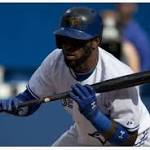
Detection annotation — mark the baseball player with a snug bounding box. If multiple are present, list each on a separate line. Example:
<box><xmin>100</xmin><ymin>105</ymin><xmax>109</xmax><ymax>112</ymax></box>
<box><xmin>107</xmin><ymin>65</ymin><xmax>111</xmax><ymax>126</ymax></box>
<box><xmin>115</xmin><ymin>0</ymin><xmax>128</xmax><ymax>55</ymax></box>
<box><xmin>0</xmin><ymin>7</ymin><xmax>150</xmax><ymax>146</ymax></box>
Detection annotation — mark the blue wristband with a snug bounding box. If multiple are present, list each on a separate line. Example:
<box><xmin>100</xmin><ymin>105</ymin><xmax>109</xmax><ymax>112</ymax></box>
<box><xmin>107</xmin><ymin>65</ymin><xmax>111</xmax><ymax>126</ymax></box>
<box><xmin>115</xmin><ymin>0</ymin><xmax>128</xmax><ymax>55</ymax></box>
<box><xmin>89</xmin><ymin>110</ymin><xmax>129</xmax><ymax>145</ymax></box>
<box><xmin>109</xmin><ymin>124</ymin><xmax>129</xmax><ymax>145</ymax></box>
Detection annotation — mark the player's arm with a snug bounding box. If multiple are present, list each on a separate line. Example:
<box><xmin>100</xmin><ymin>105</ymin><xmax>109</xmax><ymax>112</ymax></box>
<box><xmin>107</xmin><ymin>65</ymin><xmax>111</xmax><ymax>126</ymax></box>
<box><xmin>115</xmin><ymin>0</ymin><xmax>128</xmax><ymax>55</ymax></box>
<box><xmin>0</xmin><ymin>89</ymin><xmax>41</xmax><ymax>116</ymax></box>
<box><xmin>70</xmin><ymin>83</ymin><xmax>138</xmax><ymax>146</ymax></box>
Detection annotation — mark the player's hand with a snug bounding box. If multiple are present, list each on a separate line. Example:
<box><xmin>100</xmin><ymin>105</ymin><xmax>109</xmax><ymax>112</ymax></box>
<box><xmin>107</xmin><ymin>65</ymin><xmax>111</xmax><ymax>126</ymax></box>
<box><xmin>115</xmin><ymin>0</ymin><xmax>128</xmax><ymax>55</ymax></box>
<box><xmin>0</xmin><ymin>98</ymin><xmax>20</xmax><ymax>112</ymax></box>
<box><xmin>70</xmin><ymin>83</ymin><xmax>98</xmax><ymax>120</ymax></box>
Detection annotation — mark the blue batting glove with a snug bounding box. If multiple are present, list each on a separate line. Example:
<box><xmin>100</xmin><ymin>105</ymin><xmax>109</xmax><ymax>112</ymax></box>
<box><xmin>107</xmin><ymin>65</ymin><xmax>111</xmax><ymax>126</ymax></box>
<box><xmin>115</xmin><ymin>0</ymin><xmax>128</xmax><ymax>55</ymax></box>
<box><xmin>70</xmin><ymin>83</ymin><xmax>98</xmax><ymax>120</ymax></box>
<box><xmin>0</xmin><ymin>98</ymin><xmax>19</xmax><ymax>112</ymax></box>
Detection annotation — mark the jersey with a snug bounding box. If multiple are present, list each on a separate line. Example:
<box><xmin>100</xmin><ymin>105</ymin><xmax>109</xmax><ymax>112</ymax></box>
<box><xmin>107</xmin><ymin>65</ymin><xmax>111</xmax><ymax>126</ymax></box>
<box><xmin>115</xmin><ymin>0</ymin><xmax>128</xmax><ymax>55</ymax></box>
<box><xmin>27</xmin><ymin>47</ymin><xmax>150</xmax><ymax>146</ymax></box>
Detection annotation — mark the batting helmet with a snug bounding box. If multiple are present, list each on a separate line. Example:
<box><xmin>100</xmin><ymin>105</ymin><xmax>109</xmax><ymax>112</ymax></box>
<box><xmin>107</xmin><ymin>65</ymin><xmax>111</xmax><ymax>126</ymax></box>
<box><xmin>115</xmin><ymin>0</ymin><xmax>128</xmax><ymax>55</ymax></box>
<box><xmin>54</xmin><ymin>7</ymin><xmax>103</xmax><ymax>40</ymax></box>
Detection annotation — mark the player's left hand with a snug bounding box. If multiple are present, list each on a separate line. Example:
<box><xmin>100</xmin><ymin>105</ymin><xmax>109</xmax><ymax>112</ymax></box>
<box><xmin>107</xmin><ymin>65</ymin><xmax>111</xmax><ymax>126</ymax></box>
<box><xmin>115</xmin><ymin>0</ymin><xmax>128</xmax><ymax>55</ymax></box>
<box><xmin>70</xmin><ymin>83</ymin><xmax>98</xmax><ymax>120</ymax></box>
<box><xmin>0</xmin><ymin>98</ymin><xmax>19</xmax><ymax>112</ymax></box>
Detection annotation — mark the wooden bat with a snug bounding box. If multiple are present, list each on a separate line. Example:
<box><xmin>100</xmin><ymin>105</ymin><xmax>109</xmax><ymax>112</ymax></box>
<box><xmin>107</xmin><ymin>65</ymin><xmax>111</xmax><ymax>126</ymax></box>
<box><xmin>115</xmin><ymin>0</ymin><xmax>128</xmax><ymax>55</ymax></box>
<box><xmin>18</xmin><ymin>71</ymin><xmax>150</xmax><ymax>108</ymax></box>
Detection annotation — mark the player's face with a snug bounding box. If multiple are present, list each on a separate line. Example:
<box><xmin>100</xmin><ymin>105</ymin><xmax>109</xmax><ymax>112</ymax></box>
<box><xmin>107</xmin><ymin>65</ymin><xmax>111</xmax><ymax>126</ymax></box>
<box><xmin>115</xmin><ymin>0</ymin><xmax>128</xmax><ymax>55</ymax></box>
<box><xmin>58</xmin><ymin>36</ymin><xmax>95</xmax><ymax>70</ymax></box>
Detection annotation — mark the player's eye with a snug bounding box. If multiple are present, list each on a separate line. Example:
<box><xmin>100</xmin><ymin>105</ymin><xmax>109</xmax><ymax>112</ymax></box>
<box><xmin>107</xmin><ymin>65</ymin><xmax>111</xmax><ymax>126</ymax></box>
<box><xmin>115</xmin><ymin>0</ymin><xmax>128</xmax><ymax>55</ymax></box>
<box><xmin>55</xmin><ymin>35</ymin><xmax>89</xmax><ymax>49</ymax></box>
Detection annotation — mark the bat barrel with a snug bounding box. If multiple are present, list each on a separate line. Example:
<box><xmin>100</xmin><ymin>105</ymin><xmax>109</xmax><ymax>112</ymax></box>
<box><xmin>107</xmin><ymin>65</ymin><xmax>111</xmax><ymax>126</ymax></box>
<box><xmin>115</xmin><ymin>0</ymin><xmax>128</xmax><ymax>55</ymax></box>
<box><xmin>92</xmin><ymin>71</ymin><xmax>150</xmax><ymax>93</ymax></box>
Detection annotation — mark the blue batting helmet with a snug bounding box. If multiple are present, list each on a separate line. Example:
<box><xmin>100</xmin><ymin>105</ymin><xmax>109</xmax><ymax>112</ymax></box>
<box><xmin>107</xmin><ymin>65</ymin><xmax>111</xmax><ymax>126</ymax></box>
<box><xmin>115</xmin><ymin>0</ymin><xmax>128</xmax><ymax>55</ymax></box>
<box><xmin>54</xmin><ymin>7</ymin><xmax>103</xmax><ymax>40</ymax></box>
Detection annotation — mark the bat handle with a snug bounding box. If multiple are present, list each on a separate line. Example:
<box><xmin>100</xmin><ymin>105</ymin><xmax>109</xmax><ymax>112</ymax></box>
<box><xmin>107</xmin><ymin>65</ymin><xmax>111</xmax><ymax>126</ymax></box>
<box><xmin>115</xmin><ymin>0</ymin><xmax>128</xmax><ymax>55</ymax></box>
<box><xmin>18</xmin><ymin>91</ymin><xmax>70</xmax><ymax>108</ymax></box>
<box><xmin>18</xmin><ymin>84</ymin><xmax>99</xmax><ymax>108</ymax></box>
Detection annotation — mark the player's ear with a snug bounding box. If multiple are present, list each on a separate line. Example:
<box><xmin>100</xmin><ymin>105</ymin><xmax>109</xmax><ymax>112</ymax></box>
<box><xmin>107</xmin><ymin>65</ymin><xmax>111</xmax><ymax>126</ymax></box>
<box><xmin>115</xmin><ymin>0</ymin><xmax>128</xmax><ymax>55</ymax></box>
<box><xmin>91</xmin><ymin>37</ymin><xmax>101</xmax><ymax>48</ymax></box>
<box><xmin>96</xmin><ymin>37</ymin><xmax>102</xmax><ymax>45</ymax></box>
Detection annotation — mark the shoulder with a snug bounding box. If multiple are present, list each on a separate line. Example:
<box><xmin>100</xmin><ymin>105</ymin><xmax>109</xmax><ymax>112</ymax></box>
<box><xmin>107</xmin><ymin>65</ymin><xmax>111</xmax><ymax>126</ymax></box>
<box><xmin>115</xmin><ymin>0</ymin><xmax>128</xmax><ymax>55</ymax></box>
<box><xmin>44</xmin><ymin>48</ymin><xmax>63</xmax><ymax>63</ymax></box>
<box><xmin>41</xmin><ymin>48</ymin><xmax>64</xmax><ymax>68</ymax></box>
<box><xmin>99</xmin><ymin>47</ymin><xmax>133</xmax><ymax>79</ymax></box>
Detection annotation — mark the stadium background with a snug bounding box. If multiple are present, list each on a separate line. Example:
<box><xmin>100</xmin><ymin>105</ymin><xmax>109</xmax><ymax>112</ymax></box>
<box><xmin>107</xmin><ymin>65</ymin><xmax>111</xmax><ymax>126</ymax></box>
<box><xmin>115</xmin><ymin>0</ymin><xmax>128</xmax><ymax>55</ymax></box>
<box><xmin>0</xmin><ymin>3</ymin><xmax>150</xmax><ymax>146</ymax></box>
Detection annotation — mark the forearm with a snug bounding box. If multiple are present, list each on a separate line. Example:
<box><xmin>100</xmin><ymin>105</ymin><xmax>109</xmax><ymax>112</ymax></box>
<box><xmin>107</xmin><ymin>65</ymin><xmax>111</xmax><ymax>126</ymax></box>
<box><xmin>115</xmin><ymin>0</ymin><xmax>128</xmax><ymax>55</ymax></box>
<box><xmin>69</xmin><ymin>83</ymin><xmax>138</xmax><ymax>146</ymax></box>
<box><xmin>88</xmin><ymin>110</ymin><xmax>138</xmax><ymax>146</ymax></box>
<box><xmin>3</xmin><ymin>89</ymin><xmax>41</xmax><ymax>116</ymax></box>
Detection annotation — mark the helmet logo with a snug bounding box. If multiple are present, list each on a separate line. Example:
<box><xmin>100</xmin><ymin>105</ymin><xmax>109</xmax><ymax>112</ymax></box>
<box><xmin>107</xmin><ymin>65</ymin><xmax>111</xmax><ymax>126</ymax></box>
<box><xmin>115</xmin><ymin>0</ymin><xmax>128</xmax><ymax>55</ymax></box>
<box><xmin>66</xmin><ymin>16</ymin><xmax>81</xmax><ymax>28</ymax></box>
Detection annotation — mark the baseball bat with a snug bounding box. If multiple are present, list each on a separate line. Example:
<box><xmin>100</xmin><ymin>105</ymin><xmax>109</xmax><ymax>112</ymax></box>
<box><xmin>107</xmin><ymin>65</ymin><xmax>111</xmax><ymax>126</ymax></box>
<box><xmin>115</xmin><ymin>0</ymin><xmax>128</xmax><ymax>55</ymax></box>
<box><xmin>18</xmin><ymin>71</ymin><xmax>150</xmax><ymax>108</ymax></box>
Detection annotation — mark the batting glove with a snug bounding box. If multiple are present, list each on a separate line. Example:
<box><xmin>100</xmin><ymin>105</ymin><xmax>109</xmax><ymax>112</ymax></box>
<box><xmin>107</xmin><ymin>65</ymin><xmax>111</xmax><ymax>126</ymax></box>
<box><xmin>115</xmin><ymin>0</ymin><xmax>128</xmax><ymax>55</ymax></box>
<box><xmin>0</xmin><ymin>98</ymin><xmax>19</xmax><ymax>112</ymax></box>
<box><xmin>0</xmin><ymin>97</ymin><xmax>28</xmax><ymax>115</ymax></box>
<box><xmin>70</xmin><ymin>83</ymin><xmax>98</xmax><ymax>120</ymax></box>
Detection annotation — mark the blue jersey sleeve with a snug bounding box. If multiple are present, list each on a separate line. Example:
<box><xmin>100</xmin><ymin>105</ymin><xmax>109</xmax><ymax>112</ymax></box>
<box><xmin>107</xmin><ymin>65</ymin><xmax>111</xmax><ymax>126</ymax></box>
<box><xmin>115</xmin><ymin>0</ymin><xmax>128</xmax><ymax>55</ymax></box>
<box><xmin>17</xmin><ymin>88</ymin><xmax>41</xmax><ymax>116</ymax></box>
<box><xmin>3</xmin><ymin>89</ymin><xmax>41</xmax><ymax>116</ymax></box>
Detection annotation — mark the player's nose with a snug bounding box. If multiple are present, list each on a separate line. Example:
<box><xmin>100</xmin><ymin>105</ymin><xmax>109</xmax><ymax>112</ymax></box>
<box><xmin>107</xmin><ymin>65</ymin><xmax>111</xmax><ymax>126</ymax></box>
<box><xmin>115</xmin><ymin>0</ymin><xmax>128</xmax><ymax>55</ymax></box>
<box><xmin>63</xmin><ymin>44</ymin><xmax>79</xmax><ymax>53</ymax></box>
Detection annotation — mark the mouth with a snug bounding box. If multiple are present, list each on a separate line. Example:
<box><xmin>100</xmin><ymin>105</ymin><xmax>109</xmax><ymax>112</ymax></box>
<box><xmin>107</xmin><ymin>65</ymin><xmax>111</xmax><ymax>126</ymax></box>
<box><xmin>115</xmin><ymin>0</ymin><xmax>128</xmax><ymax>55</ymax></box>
<box><xmin>65</xmin><ymin>54</ymin><xmax>76</xmax><ymax>60</ymax></box>
<box><xmin>64</xmin><ymin>51</ymin><xmax>77</xmax><ymax>59</ymax></box>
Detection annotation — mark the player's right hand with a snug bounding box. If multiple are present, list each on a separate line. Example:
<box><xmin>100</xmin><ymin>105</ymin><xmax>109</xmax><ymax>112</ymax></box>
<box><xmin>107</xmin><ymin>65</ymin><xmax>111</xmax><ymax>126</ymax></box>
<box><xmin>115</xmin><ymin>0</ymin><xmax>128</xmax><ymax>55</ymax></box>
<box><xmin>70</xmin><ymin>83</ymin><xmax>98</xmax><ymax>120</ymax></box>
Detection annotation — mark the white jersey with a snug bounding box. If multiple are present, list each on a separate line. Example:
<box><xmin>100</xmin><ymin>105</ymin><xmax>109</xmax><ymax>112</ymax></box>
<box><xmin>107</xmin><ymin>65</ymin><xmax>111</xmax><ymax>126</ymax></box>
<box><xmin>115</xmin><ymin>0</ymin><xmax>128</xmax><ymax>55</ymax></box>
<box><xmin>28</xmin><ymin>47</ymin><xmax>150</xmax><ymax>146</ymax></box>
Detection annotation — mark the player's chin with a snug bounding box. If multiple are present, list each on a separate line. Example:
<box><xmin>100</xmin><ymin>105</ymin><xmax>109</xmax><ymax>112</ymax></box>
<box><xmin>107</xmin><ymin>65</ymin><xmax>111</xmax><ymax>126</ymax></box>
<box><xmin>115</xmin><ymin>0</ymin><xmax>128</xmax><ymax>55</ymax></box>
<box><xmin>64</xmin><ymin>58</ymin><xmax>77</xmax><ymax>68</ymax></box>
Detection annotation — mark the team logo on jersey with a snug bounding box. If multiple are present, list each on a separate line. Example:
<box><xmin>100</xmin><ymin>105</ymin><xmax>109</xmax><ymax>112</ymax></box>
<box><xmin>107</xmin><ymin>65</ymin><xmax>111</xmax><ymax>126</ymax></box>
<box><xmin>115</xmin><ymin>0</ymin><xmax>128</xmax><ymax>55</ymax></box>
<box><xmin>61</xmin><ymin>97</ymin><xmax>73</xmax><ymax>109</ymax></box>
<box><xmin>65</xmin><ymin>16</ymin><xmax>81</xmax><ymax>28</ymax></box>
<box><xmin>88</xmin><ymin>131</ymin><xmax>107</xmax><ymax>145</ymax></box>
